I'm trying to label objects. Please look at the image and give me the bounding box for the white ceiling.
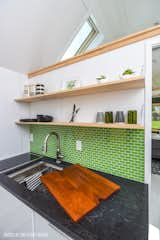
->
[0,0,160,74]
[85,0,160,88]
[85,0,160,42]
[0,0,87,73]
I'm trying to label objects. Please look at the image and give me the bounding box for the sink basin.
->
[5,160,63,192]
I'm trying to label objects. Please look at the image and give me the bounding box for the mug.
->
[105,112,113,123]
[96,112,105,123]
[128,110,137,124]
[115,111,125,123]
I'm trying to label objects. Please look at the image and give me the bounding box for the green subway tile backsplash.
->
[30,125,144,182]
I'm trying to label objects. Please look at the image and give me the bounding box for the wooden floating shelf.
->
[152,87,160,91]
[152,94,160,98]
[15,121,144,130]
[15,76,144,103]
[152,103,160,106]
[152,128,160,133]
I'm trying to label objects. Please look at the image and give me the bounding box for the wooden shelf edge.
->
[15,76,144,103]
[153,87,160,91]
[152,103,160,106]
[15,121,144,130]
[152,128,160,133]
[152,94,160,98]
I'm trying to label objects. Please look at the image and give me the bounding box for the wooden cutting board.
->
[40,164,120,222]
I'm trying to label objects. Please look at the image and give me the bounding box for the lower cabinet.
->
[33,212,72,240]
[0,187,72,240]
[0,186,34,240]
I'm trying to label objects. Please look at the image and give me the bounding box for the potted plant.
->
[96,75,106,83]
[121,69,135,79]
[66,80,77,89]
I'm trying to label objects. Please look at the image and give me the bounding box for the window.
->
[61,17,99,61]
[152,88,160,130]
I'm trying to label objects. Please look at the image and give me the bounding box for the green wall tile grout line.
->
[30,125,144,183]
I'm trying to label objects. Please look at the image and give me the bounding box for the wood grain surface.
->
[40,164,120,222]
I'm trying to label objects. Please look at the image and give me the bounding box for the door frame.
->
[145,36,160,185]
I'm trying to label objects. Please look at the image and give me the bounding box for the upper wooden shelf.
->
[152,128,160,133]
[15,76,144,103]
[152,87,160,91]
[15,121,144,130]
[152,94,160,98]
[152,103,160,106]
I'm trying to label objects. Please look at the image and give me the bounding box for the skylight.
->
[61,17,99,61]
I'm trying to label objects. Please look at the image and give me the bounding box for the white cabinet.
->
[33,212,73,240]
[0,186,34,240]
[0,186,73,240]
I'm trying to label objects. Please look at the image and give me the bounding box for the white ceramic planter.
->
[96,79,107,84]
[120,73,136,79]
[119,73,137,79]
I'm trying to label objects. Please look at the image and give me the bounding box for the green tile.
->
[30,126,144,182]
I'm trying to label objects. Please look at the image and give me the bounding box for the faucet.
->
[42,131,63,164]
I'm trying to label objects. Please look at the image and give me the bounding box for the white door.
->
[0,186,34,240]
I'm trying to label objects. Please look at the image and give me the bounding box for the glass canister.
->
[105,112,113,123]
[128,110,137,124]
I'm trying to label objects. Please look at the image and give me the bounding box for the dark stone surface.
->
[0,153,148,240]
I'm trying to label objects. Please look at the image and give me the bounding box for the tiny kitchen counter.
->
[0,153,148,240]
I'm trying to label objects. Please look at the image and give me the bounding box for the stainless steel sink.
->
[5,161,63,192]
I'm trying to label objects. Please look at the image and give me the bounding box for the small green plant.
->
[66,80,76,89]
[122,69,135,75]
[96,75,106,81]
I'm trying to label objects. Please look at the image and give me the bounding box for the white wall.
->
[29,41,145,125]
[8,32,160,184]
[27,40,148,182]
[0,67,29,160]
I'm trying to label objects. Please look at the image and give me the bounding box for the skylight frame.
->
[75,17,99,55]
[61,17,99,60]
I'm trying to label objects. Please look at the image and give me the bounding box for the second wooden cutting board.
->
[40,164,120,222]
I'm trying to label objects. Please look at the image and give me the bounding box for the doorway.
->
[149,45,160,237]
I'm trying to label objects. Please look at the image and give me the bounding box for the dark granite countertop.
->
[0,153,148,240]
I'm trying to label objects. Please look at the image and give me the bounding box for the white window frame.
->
[61,17,99,60]
[75,17,99,55]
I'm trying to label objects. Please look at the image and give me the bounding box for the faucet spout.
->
[42,131,63,164]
